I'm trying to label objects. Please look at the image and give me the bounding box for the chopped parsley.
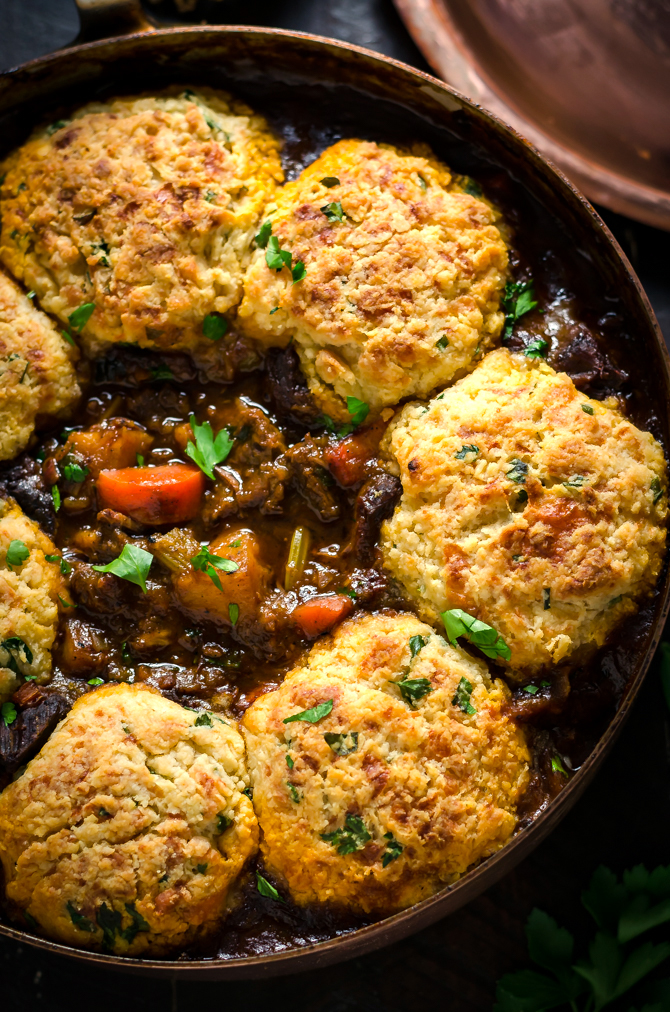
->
[216,813,232,833]
[320,176,340,187]
[283,699,334,724]
[256,871,282,901]
[462,177,483,198]
[68,303,95,333]
[321,201,345,223]
[96,902,123,949]
[51,485,61,512]
[46,119,67,135]
[455,444,479,460]
[551,755,568,776]
[442,608,511,661]
[346,396,369,429]
[191,545,239,590]
[195,864,208,874]
[5,539,29,569]
[382,832,403,867]
[409,634,428,658]
[581,403,594,415]
[543,588,551,610]
[254,220,272,248]
[202,313,227,341]
[204,191,216,202]
[58,595,76,609]
[121,902,150,944]
[1,636,33,674]
[321,813,371,855]
[524,337,548,358]
[502,279,538,339]
[61,460,89,482]
[287,783,301,803]
[1,701,17,727]
[451,677,477,715]
[651,476,663,504]
[92,543,153,593]
[397,677,433,709]
[291,260,306,283]
[150,364,173,382]
[324,731,359,756]
[285,754,294,769]
[228,602,239,626]
[66,901,94,933]
[185,414,234,480]
[523,685,539,695]
[506,458,529,484]
[87,677,104,686]
[265,235,291,271]
[563,474,586,489]
[435,335,449,350]
[195,711,213,727]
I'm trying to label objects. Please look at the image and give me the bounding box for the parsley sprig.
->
[442,608,511,661]
[191,545,239,590]
[261,226,306,283]
[185,414,234,480]
[283,699,334,724]
[502,279,538,339]
[5,539,29,569]
[321,201,345,223]
[495,864,670,1012]
[320,396,370,438]
[321,813,371,855]
[92,543,153,593]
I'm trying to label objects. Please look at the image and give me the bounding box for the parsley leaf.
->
[285,754,294,769]
[68,303,95,333]
[320,176,340,187]
[228,602,239,626]
[291,260,306,284]
[452,677,477,715]
[397,677,433,708]
[283,699,334,724]
[442,608,511,661]
[409,634,428,658]
[382,832,403,868]
[551,755,569,776]
[191,545,239,591]
[265,234,292,272]
[321,813,371,855]
[582,403,594,415]
[6,539,29,569]
[347,396,369,428]
[1,636,33,674]
[51,485,61,512]
[502,279,538,338]
[525,337,548,359]
[87,677,104,686]
[462,177,483,198]
[255,220,272,248]
[1,701,17,727]
[66,901,94,933]
[324,731,359,756]
[287,782,301,803]
[96,902,122,950]
[506,458,529,483]
[436,335,449,350]
[194,711,213,727]
[92,543,153,593]
[61,460,89,482]
[256,871,282,901]
[121,902,150,944]
[185,414,234,480]
[455,444,479,460]
[202,313,227,341]
[651,477,663,504]
[216,813,232,833]
[321,201,345,223]
[563,474,587,489]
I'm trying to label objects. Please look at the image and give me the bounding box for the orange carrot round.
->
[292,594,354,637]
[97,464,206,525]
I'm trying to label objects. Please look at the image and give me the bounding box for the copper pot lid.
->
[394,0,670,230]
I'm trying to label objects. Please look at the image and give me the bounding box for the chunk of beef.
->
[0,692,68,774]
[552,326,628,396]
[354,472,402,566]
[94,346,197,388]
[264,346,319,426]
[0,454,55,534]
[70,560,132,614]
[283,435,341,522]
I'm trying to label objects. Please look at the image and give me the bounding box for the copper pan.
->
[393,0,670,230]
[0,1,668,979]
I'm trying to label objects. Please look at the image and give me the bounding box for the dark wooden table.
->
[1,3,669,1009]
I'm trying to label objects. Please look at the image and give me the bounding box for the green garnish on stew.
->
[502,279,538,339]
[581,403,594,415]
[382,832,403,867]
[1,701,17,727]
[409,634,428,658]
[506,459,529,484]
[92,543,153,594]
[524,338,548,359]
[255,220,273,248]
[451,677,477,715]
[5,539,29,569]
[202,313,228,341]
[321,814,371,855]
[442,608,511,661]
[51,485,61,512]
[185,414,234,480]
[256,871,282,901]
[324,731,359,756]
[62,460,89,483]
[68,303,95,333]
[1,636,33,674]
[321,201,345,223]
[195,711,213,727]
[287,783,301,803]
[455,444,479,460]
[651,476,663,504]
[191,545,239,591]
[397,677,433,709]
[283,699,334,724]
[551,756,568,776]
[66,901,94,933]
[228,603,239,626]
[435,335,449,350]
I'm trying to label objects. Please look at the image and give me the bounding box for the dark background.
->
[1,3,670,1009]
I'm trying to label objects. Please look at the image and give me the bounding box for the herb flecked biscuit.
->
[238,140,509,419]
[0,270,79,460]
[242,611,529,914]
[380,349,668,674]
[0,683,258,955]
[0,88,283,355]
[0,498,63,703]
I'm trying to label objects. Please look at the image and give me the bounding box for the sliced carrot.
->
[324,419,387,487]
[97,464,206,525]
[292,594,354,638]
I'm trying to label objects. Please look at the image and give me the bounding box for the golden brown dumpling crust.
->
[242,611,529,915]
[0,271,79,460]
[0,498,63,702]
[0,88,283,355]
[0,683,258,955]
[238,140,509,419]
[381,349,668,674]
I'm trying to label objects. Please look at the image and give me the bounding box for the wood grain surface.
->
[1,3,669,1010]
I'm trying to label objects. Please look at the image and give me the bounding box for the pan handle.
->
[74,0,155,42]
